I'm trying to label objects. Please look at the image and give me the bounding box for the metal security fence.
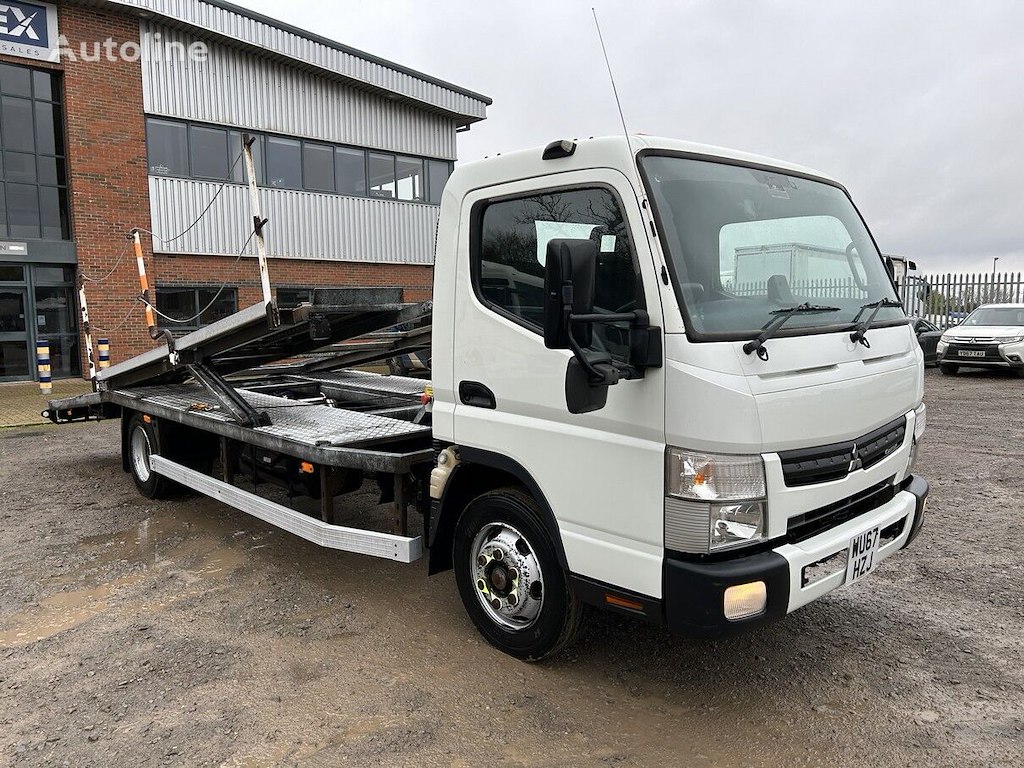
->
[727,278,864,299]
[898,272,1024,329]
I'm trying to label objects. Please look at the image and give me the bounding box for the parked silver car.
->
[937,304,1024,375]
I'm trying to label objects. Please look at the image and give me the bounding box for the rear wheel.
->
[127,414,174,499]
[939,363,959,376]
[453,488,583,661]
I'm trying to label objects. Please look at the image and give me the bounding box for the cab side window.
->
[474,187,642,359]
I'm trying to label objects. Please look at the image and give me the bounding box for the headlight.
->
[939,332,954,342]
[666,449,768,553]
[667,449,766,500]
[711,501,766,551]
[1000,335,1024,344]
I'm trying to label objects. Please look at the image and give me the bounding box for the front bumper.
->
[939,341,1024,367]
[663,475,929,637]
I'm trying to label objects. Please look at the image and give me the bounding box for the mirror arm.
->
[565,323,620,386]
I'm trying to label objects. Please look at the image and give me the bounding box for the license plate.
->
[958,350,985,358]
[845,526,880,585]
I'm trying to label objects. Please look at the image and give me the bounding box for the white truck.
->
[49,135,929,660]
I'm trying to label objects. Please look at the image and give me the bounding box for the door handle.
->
[459,381,496,409]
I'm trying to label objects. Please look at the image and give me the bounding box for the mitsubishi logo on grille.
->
[0,1,48,46]
[848,443,863,472]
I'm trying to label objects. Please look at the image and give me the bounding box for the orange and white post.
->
[133,230,158,335]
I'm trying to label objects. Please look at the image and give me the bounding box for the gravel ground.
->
[0,368,1021,767]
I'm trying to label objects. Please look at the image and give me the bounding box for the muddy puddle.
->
[0,506,261,648]
[79,507,256,580]
[0,579,136,646]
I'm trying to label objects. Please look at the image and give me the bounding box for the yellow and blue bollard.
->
[37,340,51,396]
[98,338,110,370]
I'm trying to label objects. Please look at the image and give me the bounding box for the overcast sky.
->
[235,0,1022,275]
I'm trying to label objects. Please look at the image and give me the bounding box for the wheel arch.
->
[428,447,569,576]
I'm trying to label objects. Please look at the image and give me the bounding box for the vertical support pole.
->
[320,468,335,525]
[98,338,110,370]
[133,230,158,335]
[393,473,408,536]
[220,437,236,484]
[77,277,97,382]
[241,133,277,325]
[37,340,51,396]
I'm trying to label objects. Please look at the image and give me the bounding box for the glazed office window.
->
[266,136,303,189]
[144,116,452,205]
[302,142,335,192]
[335,147,366,196]
[368,152,396,199]
[474,187,642,359]
[189,124,230,180]
[146,119,189,176]
[0,64,69,240]
[228,131,262,184]
[156,286,238,331]
[395,156,424,201]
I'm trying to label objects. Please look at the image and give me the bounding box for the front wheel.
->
[453,488,583,661]
[939,363,959,376]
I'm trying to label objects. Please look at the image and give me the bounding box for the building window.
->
[335,147,366,195]
[156,286,238,330]
[228,131,262,184]
[0,63,69,241]
[368,152,397,199]
[302,142,335,192]
[276,287,315,308]
[395,156,424,201]
[473,187,642,360]
[146,119,189,176]
[144,116,453,206]
[189,124,230,180]
[266,136,302,189]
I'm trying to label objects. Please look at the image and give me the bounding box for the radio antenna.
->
[592,7,630,142]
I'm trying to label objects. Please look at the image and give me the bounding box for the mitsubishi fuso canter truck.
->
[47,135,929,661]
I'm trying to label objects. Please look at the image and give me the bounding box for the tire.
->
[939,363,959,376]
[126,414,175,499]
[453,487,583,661]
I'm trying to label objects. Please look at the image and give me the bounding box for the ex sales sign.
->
[0,1,59,63]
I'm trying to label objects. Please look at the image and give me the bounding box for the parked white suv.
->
[937,303,1024,375]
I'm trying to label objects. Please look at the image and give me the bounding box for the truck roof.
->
[449,135,839,195]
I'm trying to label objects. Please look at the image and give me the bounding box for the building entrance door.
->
[0,285,31,381]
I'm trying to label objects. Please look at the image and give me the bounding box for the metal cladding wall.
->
[140,22,460,160]
[149,177,440,264]
[112,0,489,120]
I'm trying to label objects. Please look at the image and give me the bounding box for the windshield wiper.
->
[849,298,904,348]
[743,303,842,361]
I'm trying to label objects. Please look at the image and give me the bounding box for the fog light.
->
[723,581,767,621]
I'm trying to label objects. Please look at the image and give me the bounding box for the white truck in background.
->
[50,135,929,660]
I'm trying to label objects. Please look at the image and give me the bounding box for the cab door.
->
[452,170,667,598]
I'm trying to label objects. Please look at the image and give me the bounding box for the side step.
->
[149,455,422,563]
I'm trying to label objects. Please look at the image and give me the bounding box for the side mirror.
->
[543,238,597,350]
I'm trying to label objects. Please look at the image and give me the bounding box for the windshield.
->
[640,155,903,339]
[962,307,1024,326]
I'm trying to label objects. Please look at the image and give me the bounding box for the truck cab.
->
[429,135,928,659]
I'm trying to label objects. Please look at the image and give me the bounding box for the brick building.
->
[0,0,489,381]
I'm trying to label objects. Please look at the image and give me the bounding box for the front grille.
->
[787,480,897,543]
[779,416,906,487]
[947,343,1003,361]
